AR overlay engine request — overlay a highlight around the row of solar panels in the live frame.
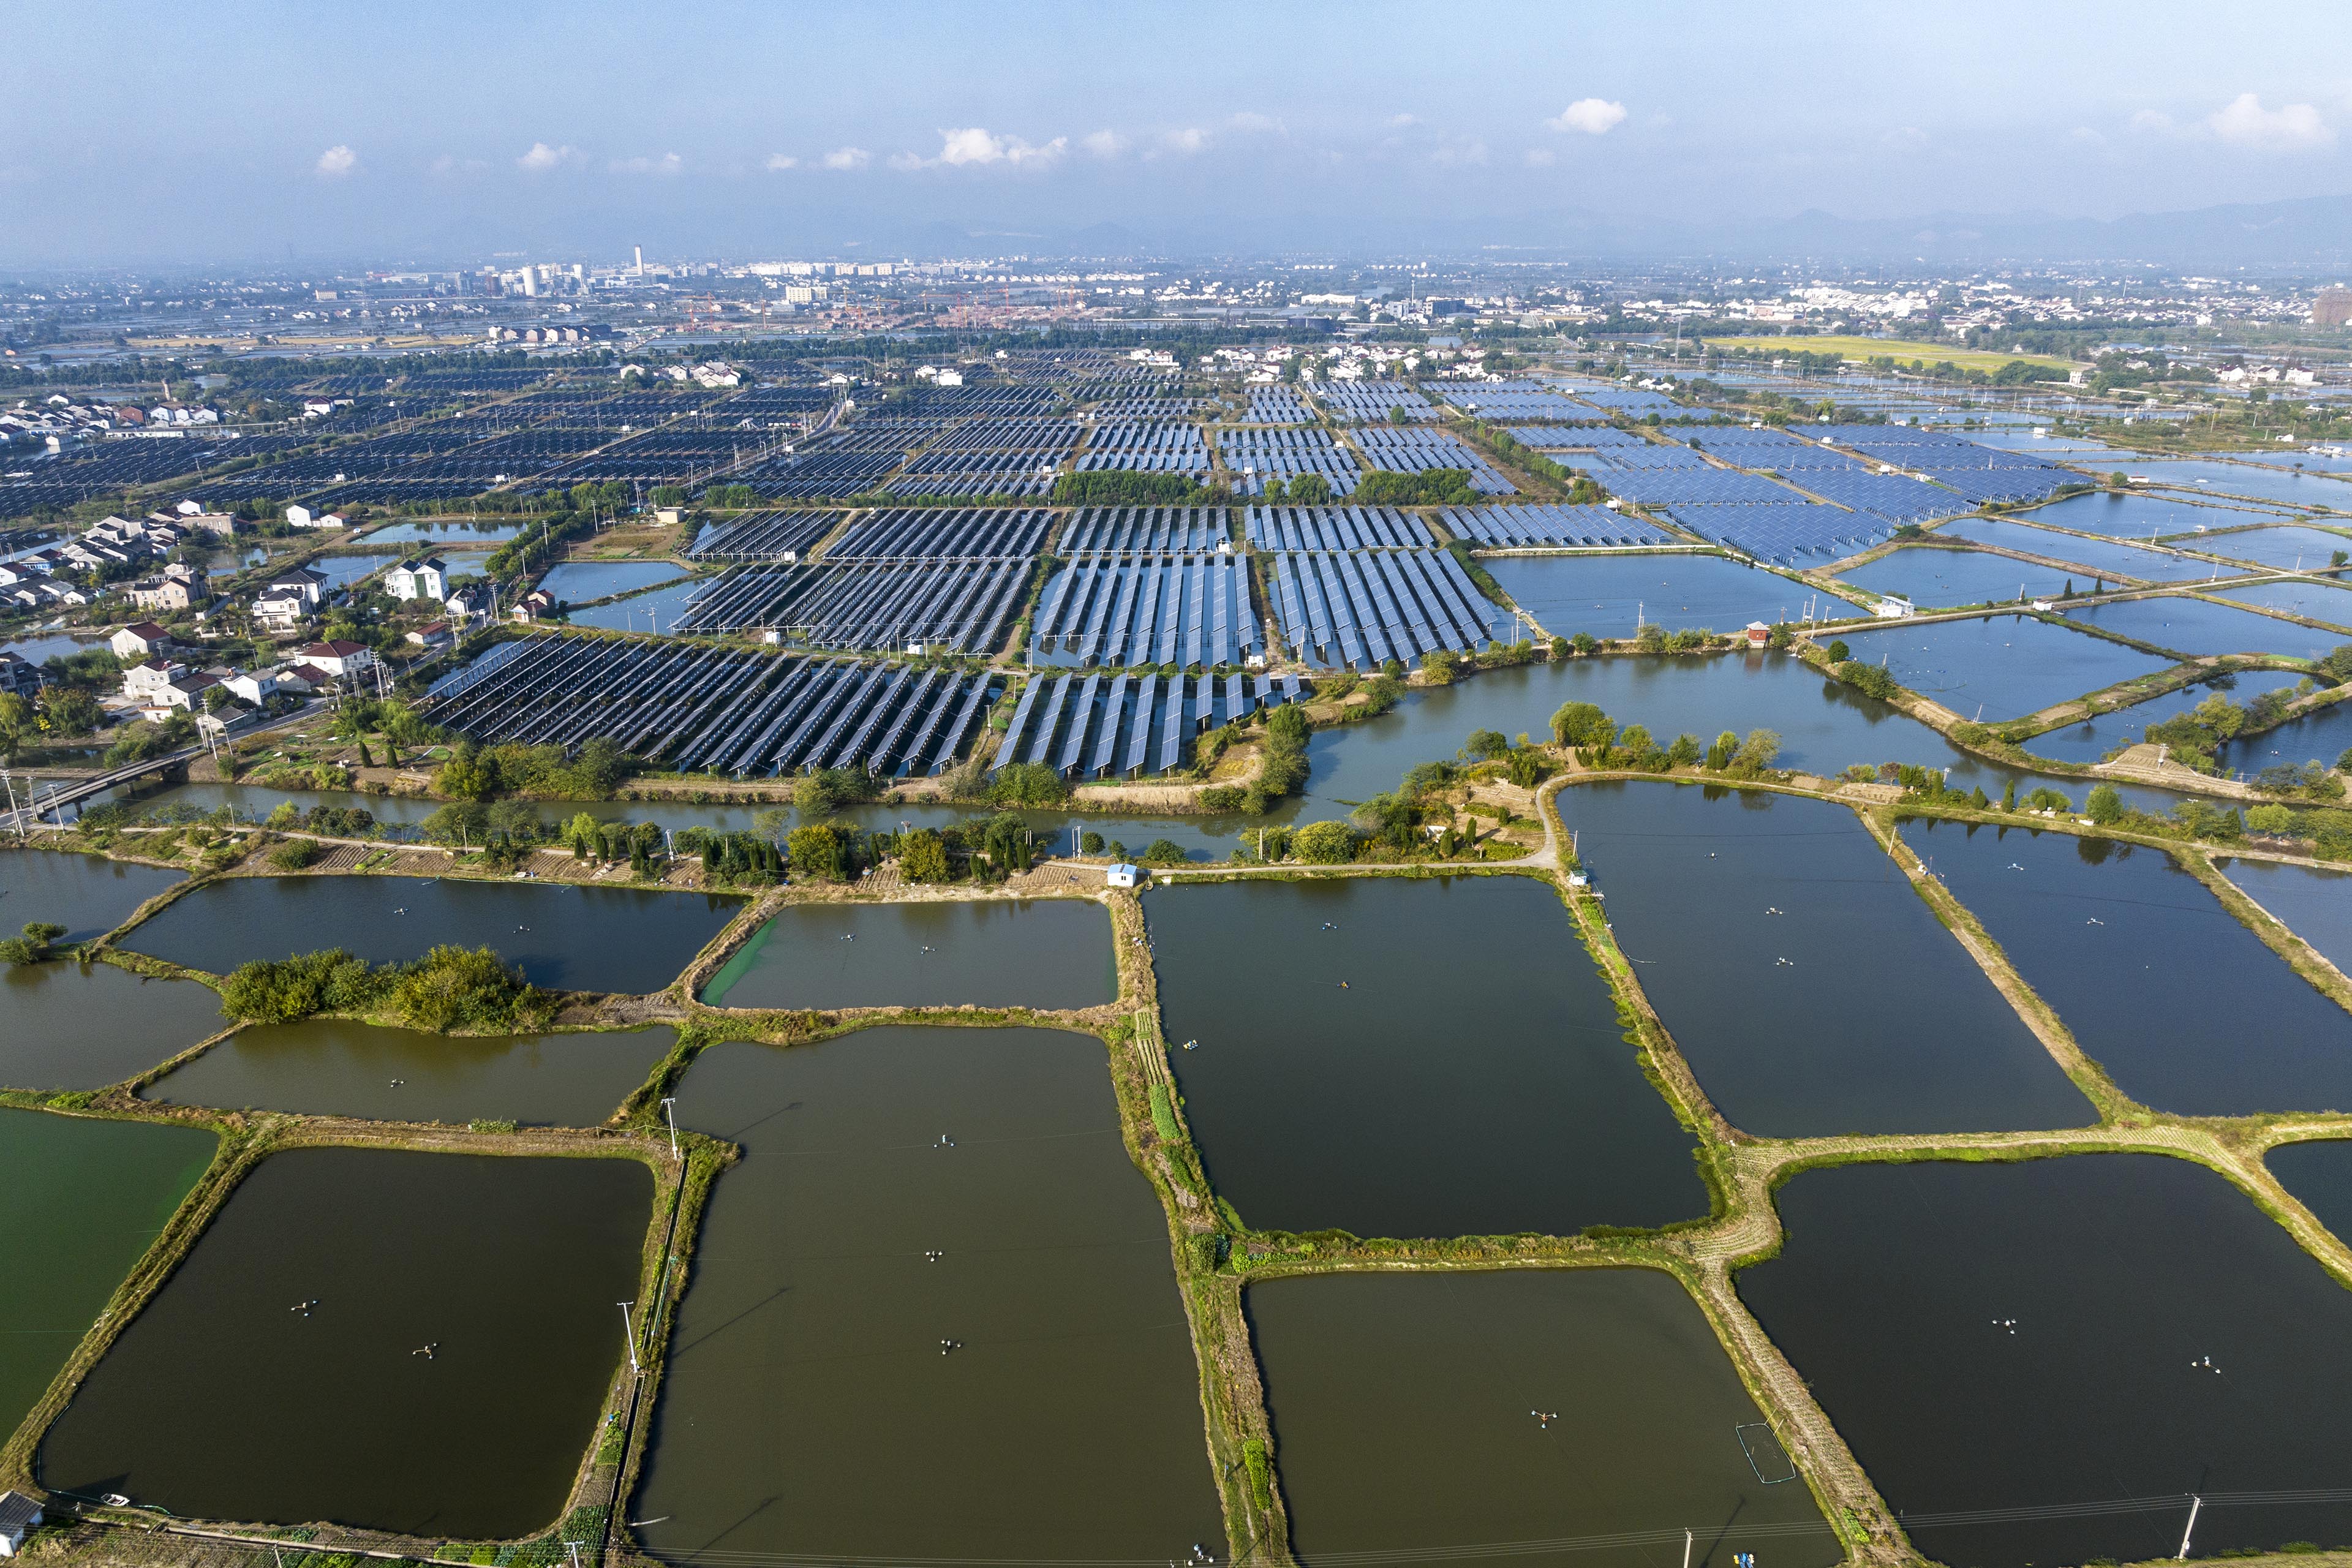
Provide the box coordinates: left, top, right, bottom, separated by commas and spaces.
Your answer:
995, 670, 1303, 779
416, 633, 995, 777
1266, 549, 1499, 669
1028, 554, 1260, 669
1244, 505, 1433, 551
1059, 507, 1231, 556
1437, 505, 1677, 548
671, 557, 1031, 654
1667, 503, 1894, 564
826, 507, 1052, 560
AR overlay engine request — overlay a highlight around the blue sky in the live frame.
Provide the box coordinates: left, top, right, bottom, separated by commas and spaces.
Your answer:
6, 1, 2351, 264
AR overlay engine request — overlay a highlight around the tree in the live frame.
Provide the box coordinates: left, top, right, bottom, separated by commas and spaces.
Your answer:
1704, 730, 1737, 770
1421, 649, 1460, 685
36, 685, 100, 737
1550, 701, 1616, 752
567, 812, 601, 859
788, 823, 846, 881
1730, 729, 1782, 775
0, 692, 29, 763
1292, 820, 1357, 864
1461, 728, 1510, 761
0, 921, 67, 965
1825, 639, 1850, 662
1665, 733, 1702, 767
436, 746, 497, 801
2086, 783, 2125, 824
1570, 632, 1598, 656
899, 827, 951, 883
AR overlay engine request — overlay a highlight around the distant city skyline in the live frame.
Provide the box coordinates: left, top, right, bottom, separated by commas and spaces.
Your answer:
7, 1, 2352, 265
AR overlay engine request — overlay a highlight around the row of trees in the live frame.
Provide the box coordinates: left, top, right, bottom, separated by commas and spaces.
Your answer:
219, 944, 550, 1032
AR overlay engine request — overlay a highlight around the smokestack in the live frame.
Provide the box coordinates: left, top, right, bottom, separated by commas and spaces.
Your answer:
634, 245, 644, 276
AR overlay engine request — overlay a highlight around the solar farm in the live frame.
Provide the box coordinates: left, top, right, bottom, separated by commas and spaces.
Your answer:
1027, 554, 1259, 668
1265, 547, 1500, 667
1219, 428, 1360, 496
995, 669, 1303, 779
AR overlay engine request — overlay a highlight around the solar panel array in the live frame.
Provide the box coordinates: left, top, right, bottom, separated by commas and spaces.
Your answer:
418, 634, 994, 778
1788, 469, 1966, 525
1058, 507, 1230, 555
1351, 428, 1515, 494
1074, 421, 1210, 474
1028, 554, 1259, 668
672, 557, 1031, 654
1504, 425, 1655, 451
1267, 549, 1500, 669
1596, 467, 1800, 506
995, 670, 1290, 780
1437, 505, 1678, 548
1314, 382, 1439, 422
1243, 506, 1434, 551
1243, 388, 1314, 424
1667, 502, 1894, 563
824, 507, 1052, 560
1590, 444, 1714, 472
1439, 387, 1597, 421
1577, 385, 1684, 415
1221, 429, 1360, 496
687, 510, 840, 560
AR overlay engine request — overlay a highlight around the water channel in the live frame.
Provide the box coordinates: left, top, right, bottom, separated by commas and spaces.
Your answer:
1564, 782, 2090, 1136
38, 1146, 651, 1539
1738, 1154, 2352, 1568
121, 875, 741, 993
1149, 875, 1707, 1238
141, 1021, 675, 1127
1902, 820, 2352, 1114
0, 1110, 215, 1446
1250, 1269, 1839, 1568
634, 1029, 1224, 1564
700, 897, 1115, 1010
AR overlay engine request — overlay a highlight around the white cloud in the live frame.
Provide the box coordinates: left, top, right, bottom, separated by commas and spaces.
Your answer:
1159, 127, 1209, 156
315, 145, 357, 177
886, 151, 928, 172
518, 141, 581, 172
1082, 129, 1129, 159
611, 153, 684, 176
1546, 98, 1627, 136
921, 127, 1068, 168
2208, 92, 2334, 151
1389, 113, 1419, 128
1229, 111, 1287, 135
1522, 146, 1557, 168
765, 153, 799, 171
2127, 108, 2178, 136
822, 146, 871, 170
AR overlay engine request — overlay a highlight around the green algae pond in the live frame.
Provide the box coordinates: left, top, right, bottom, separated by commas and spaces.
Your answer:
633, 1028, 1223, 1564
1904, 820, 2352, 1114
39, 1147, 651, 1539
1249, 1270, 1839, 1568
699, 898, 1115, 1011
122, 874, 741, 993
0, 1110, 216, 1447
141, 1021, 677, 1127
1737, 1154, 2352, 1568
1565, 783, 2092, 1137
1148, 875, 1708, 1238
1, 961, 227, 1091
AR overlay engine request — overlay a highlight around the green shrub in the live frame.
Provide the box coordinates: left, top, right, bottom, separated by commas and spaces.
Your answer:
268, 837, 322, 870
1242, 1438, 1275, 1513
1148, 1083, 1182, 1142
1292, 820, 1357, 863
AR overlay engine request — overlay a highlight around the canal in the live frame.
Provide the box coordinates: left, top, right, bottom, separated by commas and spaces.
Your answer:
699, 897, 1116, 1011
634, 1028, 1223, 1564
1149, 875, 1708, 1238
1738, 1153, 2352, 1568
39, 1147, 651, 1539
1564, 782, 2091, 1137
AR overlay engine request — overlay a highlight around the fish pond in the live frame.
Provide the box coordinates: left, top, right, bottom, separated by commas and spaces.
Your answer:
2219, 698, 2352, 775
1149, 875, 1706, 1238
2019, 489, 2286, 538
634, 1029, 1223, 1564
1250, 1270, 1839, 1568
2191, 523, 2352, 571
1738, 1155, 2352, 1568
1835, 545, 2074, 608
0, 1110, 215, 1445
1931, 519, 2218, 582
536, 559, 690, 604
564, 576, 704, 634
2266, 1139, 2352, 1248
363, 519, 526, 546
40, 1146, 649, 1537
2022, 670, 2304, 765
142, 1021, 675, 1126
699, 898, 1114, 1011
2057, 594, 2339, 660
1, 962, 226, 1091
2, 846, 182, 943
1563, 782, 2089, 1136
1834, 613, 2176, 719
2133, 457, 2352, 511
2212, 575, 2352, 628
1903, 820, 2352, 1113
121, 874, 741, 993
2219, 858, 2352, 976
1482, 553, 1860, 637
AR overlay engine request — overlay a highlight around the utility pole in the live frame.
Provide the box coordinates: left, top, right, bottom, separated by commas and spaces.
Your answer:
659, 1096, 681, 1163
2177, 1496, 2201, 1560
617, 1302, 640, 1376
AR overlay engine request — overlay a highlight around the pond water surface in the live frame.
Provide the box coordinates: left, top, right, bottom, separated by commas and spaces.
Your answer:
39, 1147, 650, 1538
2218, 859, 2352, 976
2192, 523, 2352, 571
1932, 519, 2218, 582
1834, 614, 2177, 719
700, 898, 1115, 1010
565, 576, 704, 633
363, 520, 526, 546
2135, 458, 2352, 511
1150, 875, 1706, 1237
537, 560, 690, 604
1739, 1155, 2352, 1568
1483, 554, 1860, 637
1250, 1270, 1839, 1568
635, 1030, 1223, 1564
2019, 489, 2287, 538
142, 1021, 674, 1126
2266, 1139, 2352, 1247
1564, 783, 2090, 1136
123, 874, 741, 992
2023, 671, 2304, 765
0, 1110, 214, 1445
1903, 820, 2352, 1113
1, 846, 182, 943
2212, 576, 2352, 627
2058, 595, 2339, 660
1835, 545, 2073, 608
2, 963, 225, 1090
